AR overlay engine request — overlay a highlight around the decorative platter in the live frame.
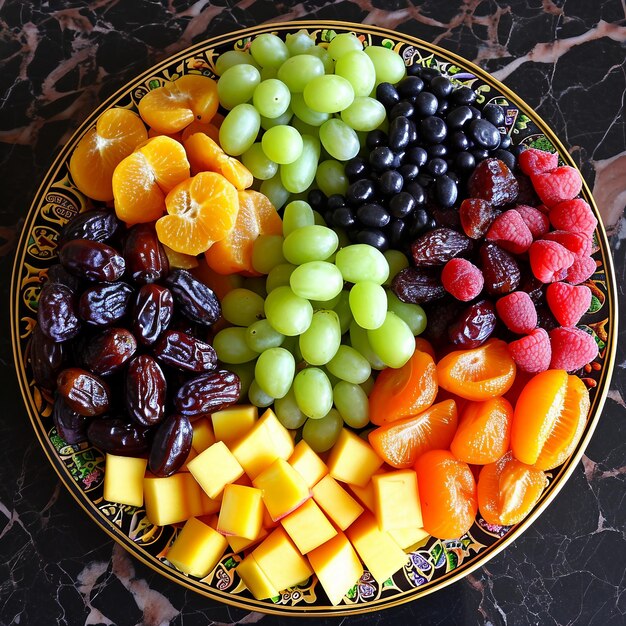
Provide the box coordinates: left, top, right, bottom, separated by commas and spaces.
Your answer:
11, 20, 617, 617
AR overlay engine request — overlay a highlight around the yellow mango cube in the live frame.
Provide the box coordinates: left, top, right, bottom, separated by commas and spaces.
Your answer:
103, 454, 147, 508
388, 526, 430, 551
327, 429, 383, 487
307, 532, 363, 606
217, 484, 263, 540
236, 553, 279, 600
212, 405, 258, 445
252, 458, 310, 521
372, 469, 423, 531
166, 517, 228, 578
187, 440, 244, 499
181, 446, 198, 471
289, 440, 328, 488
144, 473, 191, 526
227, 526, 268, 553
231, 409, 294, 479
192, 418, 216, 453
312, 475, 363, 531
346, 512, 409, 585
252, 527, 313, 591
281, 498, 337, 554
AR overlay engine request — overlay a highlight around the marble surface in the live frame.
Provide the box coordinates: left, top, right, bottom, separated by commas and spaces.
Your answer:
1, 1, 625, 624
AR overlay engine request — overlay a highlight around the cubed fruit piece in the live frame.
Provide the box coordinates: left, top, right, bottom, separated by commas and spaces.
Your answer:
236, 553, 279, 600
231, 408, 294, 479
387, 526, 429, 550
184, 473, 221, 518
187, 441, 244, 499
346, 512, 409, 585
281, 498, 337, 554
307, 532, 363, 606
166, 517, 228, 578
289, 440, 328, 488
252, 458, 311, 521
312, 475, 364, 531
217, 484, 263, 540
103, 454, 147, 507
252, 527, 313, 592
372, 470, 423, 531
192, 418, 216, 453
181, 446, 198, 472
227, 526, 268, 553
348, 468, 388, 513
144, 473, 191, 526
211, 405, 258, 446
327, 429, 384, 487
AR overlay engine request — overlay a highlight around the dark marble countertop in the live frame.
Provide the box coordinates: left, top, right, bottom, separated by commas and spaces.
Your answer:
1, 1, 624, 625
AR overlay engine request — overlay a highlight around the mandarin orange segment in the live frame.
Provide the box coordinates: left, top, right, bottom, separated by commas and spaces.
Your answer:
413, 337, 436, 360
181, 120, 221, 143
175, 74, 220, 123
69, 108, 148, 201
138, 135, 190, 193
436, 339, 516, 402
368, 400, 458, 469
191, 260, 245, 300
450, 397, 513, 465
162, 244, 200, 270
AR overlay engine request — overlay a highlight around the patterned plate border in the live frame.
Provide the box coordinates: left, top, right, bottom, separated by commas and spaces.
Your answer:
10, 21, 618, 617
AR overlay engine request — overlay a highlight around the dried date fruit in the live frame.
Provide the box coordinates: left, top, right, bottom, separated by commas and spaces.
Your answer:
29, 325, 66, 389
165, 269, 220, 326
459, 198, 499, 239
56, 367, 110, 416
411, 228, 473, 266
87, 418, 151, 456
79, 281, 134, 326
126, 355, 167, 427
123, 223, 170, 285
154, 330, 217, 373
174, 369, 240, 417
392, 267, 446, 304
422, 297, 464, 346
52, 394, 88, 445
448, 299, 497, 348
80, 327, 137, 376
59, 239, 125, 282
59, 209, 120, 245
467, 158, 519, 207
37, 283, 81, 342
46, 264, 81, 292
479, 243, 521, 295
132, 284, 174, 346
149, 414, 193, 477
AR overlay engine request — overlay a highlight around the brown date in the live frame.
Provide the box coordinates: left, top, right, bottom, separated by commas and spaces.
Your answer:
479, 243, 521, 295
154, 330, 217, 372
59, 209, 120, 245
56, 367, 110, 416
46, 263, 81, 292
126, 355, 167, 427
29, 324, 66, 389
149, 414, 193, 477
37, 283, 81, 342
123, 223, 170, 284
174, 369, 240, 417
448, 299, 497, 348
87, 418, 151, 456
467, 158, 519, 207
78, 281, 134, 326
59, 239, 125, 282
52, 394, 89, 445
392, 267, 446, 304
165, 269, 220, 326
132, 284, 174, 346
80, 327, 137, 376
411, 228, 473, 267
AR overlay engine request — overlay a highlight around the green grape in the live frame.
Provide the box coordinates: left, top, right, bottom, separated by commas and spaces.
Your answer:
302, 409, 343, 452
312, 210, 327, 226
327, 33, 363, 60
281, 334, 299, 355
260, 107, 293, 130
322, 366, 342, 388
326, 345, 371, 384
285, 29, 315, 56
259, 172, 290, 209
282, 200, 315, 236
349, 281, 387, 330
360, 375, 375, 395
289, 261, 343, 301
315, 160, 349, 197
364, 45, 407, 84
333, 290, 353, 334
277, 55, 325, 93
264, 286, 313, 336
383, 249, 409, 285
213, 327, 259, 363
305, 45, 335, 73
274, 387, 307, 429
251, 234, 286, 274
252, 79, 291, 118
319, 119, 360, 161
333, 381, 369, 428
293, 367, 333, 419
334, 50, 376, 97
303, 75, 355, 113
335, 244, 389, 284
349, 320, 386, 370
309, 291, 342, 310
255, 347, 295, 399
261, 125, 303, 165
248, 379, 274, 407
245, 318, 285, 352
386, 291, 427, 336
260, 66, 278, 80
290, 93, 330, 127
217, 64, 261, 110
290, 117, 320, 138
250, 33, 289, 68
221, 288, 265, 327
340, 97, 386, 132
215, 50, 260, 75
266, 263, 297, 292
280, 134, 321, 193
367, 311, 415, 368
299, 310, 341, 366
227, 361, 256, 401
219, 104, 261, 156
283, 225, 338, 264
243, 276, 267, 298
241, 142, 278, 180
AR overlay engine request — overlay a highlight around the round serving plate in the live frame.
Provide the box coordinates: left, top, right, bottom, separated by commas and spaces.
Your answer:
11, 20, 618, 617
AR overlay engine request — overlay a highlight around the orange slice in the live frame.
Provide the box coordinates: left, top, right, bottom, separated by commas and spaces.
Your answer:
181, 120, 221, 143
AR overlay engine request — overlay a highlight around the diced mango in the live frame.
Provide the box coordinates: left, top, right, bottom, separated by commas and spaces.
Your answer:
281, 498, 337, 554
262, 502, 279, 530
227, 526, 268, 553
181, 446, 198, 471
144, 473, 191, 526
217, 484, 263, 540
372, 469, 423, 531
289, 440, 328, 488
327, 429, 383, 487
192, 418, 216, 453
348, 468, 388, 513
187, 440, 244, 499
212, 405, 258, 445
387, 526, 430, 551
236, 553, 279, 600
103, 454, 147, 508
312, 475, 363, 531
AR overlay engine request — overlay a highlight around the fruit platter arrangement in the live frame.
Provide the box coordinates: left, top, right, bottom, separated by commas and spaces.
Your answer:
12, 22, 616, 616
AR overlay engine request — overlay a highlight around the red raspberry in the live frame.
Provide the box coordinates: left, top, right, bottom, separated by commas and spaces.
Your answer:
441, 258, 484, 301
508, 328, 551, 373
549, 198, 598, 236
485, 209, 533, 254
529, 240, 575, 283
546, 282, 592, 326
518, 148, 558, 176
542, 230, 592, 258
495, 291, 538, 334
514, 204, 550, 238
530, 166, 582, 208
565, 255, 596, 285
549, 326, 598, 372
